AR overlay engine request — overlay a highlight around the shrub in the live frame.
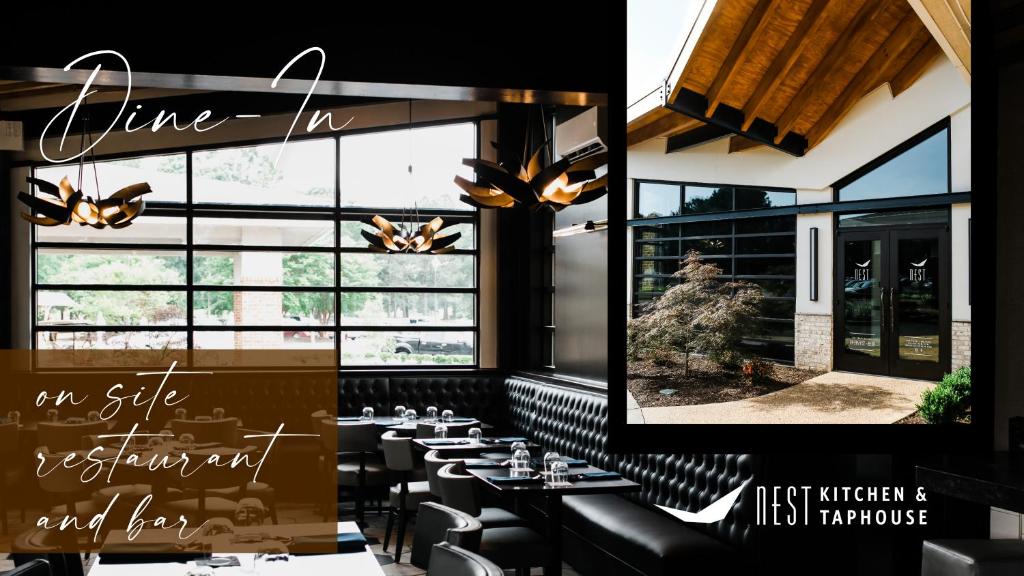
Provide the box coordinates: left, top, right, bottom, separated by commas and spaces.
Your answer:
917, 366, 971, 423
627, 251, 763, 374
742, 358, 775, 384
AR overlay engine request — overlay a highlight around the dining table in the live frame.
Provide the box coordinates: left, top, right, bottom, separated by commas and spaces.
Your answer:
92, 521, 384, 576
411, 436, 541, 455
464, 460, 641, 575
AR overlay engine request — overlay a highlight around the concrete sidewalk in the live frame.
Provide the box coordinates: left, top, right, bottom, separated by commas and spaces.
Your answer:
638, 371, 936, 424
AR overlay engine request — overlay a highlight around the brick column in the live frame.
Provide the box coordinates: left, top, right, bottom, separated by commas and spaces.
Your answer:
234, 226, 285, 348
951, 321, 971, 371
795, 313, 832, 372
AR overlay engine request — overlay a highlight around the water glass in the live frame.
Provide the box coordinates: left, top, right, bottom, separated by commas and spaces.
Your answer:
86, 410, 100, 422
468, 427, 482, 443
6, 410, 19, 424
434, 423, 448, 439
174, 408, 187, 420
511, 441, 527, 454
404, 409, 418, 421
212, 407, 225, 419
441, 409, 454, 423
234, 498, 266, 527
180, 433, 195, 451
361, 407, 374, 420
426, 406, 438, 421
46, 408, 58, 422
512, 448, 531, 471
549, 461, 570, 486
394, 405, 407, 419
543, 452, 561, 474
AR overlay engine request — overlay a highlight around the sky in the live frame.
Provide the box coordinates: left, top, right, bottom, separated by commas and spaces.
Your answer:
627, 0, 703, 105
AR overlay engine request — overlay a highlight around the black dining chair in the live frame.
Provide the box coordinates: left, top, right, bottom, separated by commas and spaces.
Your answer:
433, 461, 525, 528
410, 502, 483, 570
0, 421, 25, 534
12, 527, 84, 576
428, 542, 504, 576
381, 431, 433, 563
330, 421, 387, 524
2, 559, 50, 576
436, 463, 550, 574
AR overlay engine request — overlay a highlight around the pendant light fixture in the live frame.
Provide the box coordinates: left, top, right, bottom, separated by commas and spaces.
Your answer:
17, 107, 152, 229
455, 106, 607, 211
362, 100, 462, 254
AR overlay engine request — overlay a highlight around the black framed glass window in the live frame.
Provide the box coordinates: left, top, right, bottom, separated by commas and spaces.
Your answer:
630, 179, 797, 363
835, 120, 951, 202
31, 121, 480, 368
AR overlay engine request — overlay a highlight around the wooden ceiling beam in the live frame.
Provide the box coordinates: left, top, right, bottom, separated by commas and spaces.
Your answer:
0, 81, 62, 96
773, 0, 889, 145
907, 0, 971, 82
704, 0, 780, 118
627, 109, 703, 147
805, 13, 927, 148
740, 0, 832, 132
728, 135, 763, 153
890, 39, 942, 96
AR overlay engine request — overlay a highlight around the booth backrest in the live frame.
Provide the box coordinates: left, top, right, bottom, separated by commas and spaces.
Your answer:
502, 375, 758, 555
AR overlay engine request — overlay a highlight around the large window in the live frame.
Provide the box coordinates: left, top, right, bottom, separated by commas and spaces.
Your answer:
631, 180, 797, 363
32, 121, 479, 368
835, 120, 950, 202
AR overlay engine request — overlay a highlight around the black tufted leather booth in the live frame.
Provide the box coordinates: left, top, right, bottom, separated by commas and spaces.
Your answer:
339, 376, 390, 417
390, 375, 504, 425
502, 374, 757, 576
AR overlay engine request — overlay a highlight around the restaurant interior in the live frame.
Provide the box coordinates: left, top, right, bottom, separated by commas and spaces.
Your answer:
0, 3, 1022, 576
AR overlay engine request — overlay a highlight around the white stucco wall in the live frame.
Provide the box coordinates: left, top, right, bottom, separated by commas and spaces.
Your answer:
952, 203, 972, 322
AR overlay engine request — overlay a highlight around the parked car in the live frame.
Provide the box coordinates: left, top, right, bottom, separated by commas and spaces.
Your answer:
394, 333, 472, 355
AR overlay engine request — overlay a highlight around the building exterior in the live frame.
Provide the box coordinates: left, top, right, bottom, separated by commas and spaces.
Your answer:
627, 0, 970, 381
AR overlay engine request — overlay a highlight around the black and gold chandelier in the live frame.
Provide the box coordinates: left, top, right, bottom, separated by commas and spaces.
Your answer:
361, 212, 462, 254
17, 111, 151, 229
455, 109, 607, 211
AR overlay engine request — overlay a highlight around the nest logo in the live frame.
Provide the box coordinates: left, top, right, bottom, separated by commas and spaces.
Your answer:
655, 482, 747, 524
854, 259, 871, 281
909, 258, 928, 282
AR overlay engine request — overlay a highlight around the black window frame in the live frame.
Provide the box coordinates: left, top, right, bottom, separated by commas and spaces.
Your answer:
29, 117, 484, 371
630, 178, 798, 363
832, 117, 953, 202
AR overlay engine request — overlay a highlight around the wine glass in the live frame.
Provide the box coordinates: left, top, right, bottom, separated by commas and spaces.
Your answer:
549, 461, 570, 486
361, 407, 374, 421
468, 427, 482, 443
512, 448, 531, 471
441, 409, 454, 423
46, 408, 58, 422
404, 409, 418, 422
543, 452, 561, 475
434, 424, 448, 439
212, 407, 225, 419
234, 498, 267, 528
248, 540, 289, 574
394, 405, 407, 419
426, 406, 438, 421
511, 441, 527, 454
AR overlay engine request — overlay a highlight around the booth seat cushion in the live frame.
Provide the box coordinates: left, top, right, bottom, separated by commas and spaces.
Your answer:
562, 494, 742, 576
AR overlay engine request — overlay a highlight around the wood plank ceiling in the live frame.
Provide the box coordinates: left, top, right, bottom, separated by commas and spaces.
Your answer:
628, 0, 951, 156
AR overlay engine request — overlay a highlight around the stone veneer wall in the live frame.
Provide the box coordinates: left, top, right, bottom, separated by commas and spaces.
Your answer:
952, 321, 971, 371
795, 313, 832, 372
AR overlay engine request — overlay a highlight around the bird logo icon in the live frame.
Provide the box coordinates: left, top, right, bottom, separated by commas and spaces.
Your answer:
855, 260, 870, 268
911, 258, 927, 267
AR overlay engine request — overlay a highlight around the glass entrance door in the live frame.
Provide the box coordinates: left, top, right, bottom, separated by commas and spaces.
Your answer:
835, 227, 948, 379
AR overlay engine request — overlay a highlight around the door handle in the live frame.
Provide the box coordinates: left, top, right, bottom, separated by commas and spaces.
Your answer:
889, 287, 895, 331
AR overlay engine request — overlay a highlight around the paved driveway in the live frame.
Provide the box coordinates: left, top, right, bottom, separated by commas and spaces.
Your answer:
634, 371, 936, 424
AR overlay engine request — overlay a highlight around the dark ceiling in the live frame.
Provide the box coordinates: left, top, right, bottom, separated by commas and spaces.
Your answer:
0, 4, 614, 95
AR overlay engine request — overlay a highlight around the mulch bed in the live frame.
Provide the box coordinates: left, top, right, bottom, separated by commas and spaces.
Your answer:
628, 354, 824, 407
895, 411, 971, 424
